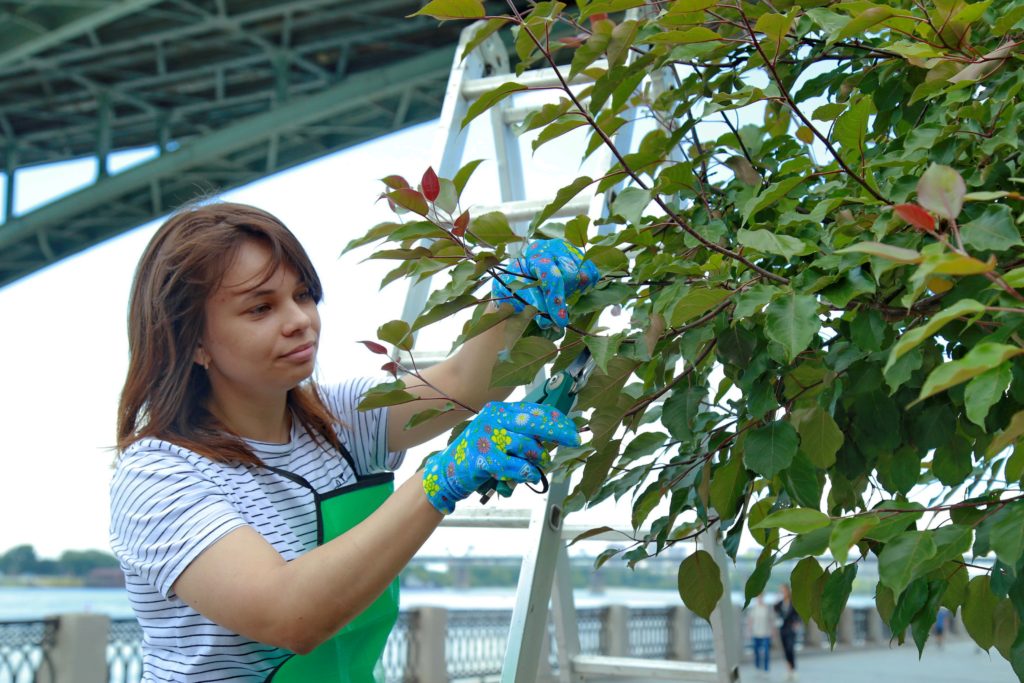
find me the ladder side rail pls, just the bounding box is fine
[399,22,504,330]
[701,520,741,683]
[500,476,572,683]
[551,542,582,683]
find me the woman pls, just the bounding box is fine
[109,201,596,682]
[748,593,773,677]
[775,583,801,682]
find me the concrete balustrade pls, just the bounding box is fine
[26,603,962,682]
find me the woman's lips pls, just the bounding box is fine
[282,342,316,362]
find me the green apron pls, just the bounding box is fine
[265,467,399,683]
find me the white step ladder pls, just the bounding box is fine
[402,19,742,683]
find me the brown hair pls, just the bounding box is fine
[117,200,343,465]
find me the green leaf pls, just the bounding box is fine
[830,515,879,565]
[791,405,843,468]
[836,241,922,263]
[790,557,824,623]
[645,26,722,44]
[764,293,821,362]
[737,228,814,259]
[404,404,454,430]
[835,6,896,42]
[491,336,557,387]
[709,454,749,520]
[377,319,413,351]
[533,117,589,152]
[833,95,874,167]
[677,550,723,620]
[583,334,622,374]
[965,363,1012,428]
[751,507,830,533]
[569,20,613,79]
[989,410,1024,457]
[878,530,938,599]
[661,384,705,442]
[460,19,510,61]
[989,503,1024,567]
[415,295,480,333]
[577,357,639,411]
[670,287,733,326]
[963,575,998,650]
[931,437,974,487]
[410,0,485,19]
[960,204,1024,253]
[462,82,528,129]
[610,187,651,226]
[452,158,486,196]
[917,163,967,221]
[821,564,858,645]
[743,420,799,478]
[742,176,805,225]
[812,102,847,121]
[744,549,775,608]
[470,211,520,246]
[864,500,925,542]
[584,246,629,274]
[357,380,419,410]
[914,343,1024,406]
[532,176,594,228]
[884,299,986,374]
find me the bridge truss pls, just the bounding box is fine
[0,0,517,287]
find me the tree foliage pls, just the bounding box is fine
[350,0,1024,673]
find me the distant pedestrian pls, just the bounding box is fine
[748,593,774,677]
[775,583,800,681]
[934,606,949,649]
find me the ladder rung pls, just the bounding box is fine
[572,655,719,681]
[475,196,592,223]
[462,60,608,98]
[440,508,532,528]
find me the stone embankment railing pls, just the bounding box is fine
[0,602,963,683]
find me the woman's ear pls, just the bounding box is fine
[194,344,210,370]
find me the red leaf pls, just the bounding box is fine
[359,340,389,355]
[558,34,587,47]
[382,175,410,190]
[454,210,470,236]
[893,203,935,232]
[589,13,608,22]
[421,167,440,202]
[381,361,400,376]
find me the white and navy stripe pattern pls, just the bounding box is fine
[109,377,405,682]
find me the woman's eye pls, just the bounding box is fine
[296,289,313,302]
[248,304,270,315]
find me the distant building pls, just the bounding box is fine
[85,567,125,588]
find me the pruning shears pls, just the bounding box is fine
[477,347,597,504]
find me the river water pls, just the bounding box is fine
[0,585,695,621]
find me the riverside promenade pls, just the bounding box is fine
[732,638,1015,683]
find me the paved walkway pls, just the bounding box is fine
[739,638,1015,683]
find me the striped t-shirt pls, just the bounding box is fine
[109,377,406,682]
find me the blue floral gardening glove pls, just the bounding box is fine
[422,401,581,515]
[491,239,600,329]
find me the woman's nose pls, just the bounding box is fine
[282,300,313,334]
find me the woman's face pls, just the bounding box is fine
[197,239,320,403]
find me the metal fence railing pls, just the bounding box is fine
[628,607,672,659]
[5,603,914,682]
[0,619,56,683]
[446,609,512,679]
